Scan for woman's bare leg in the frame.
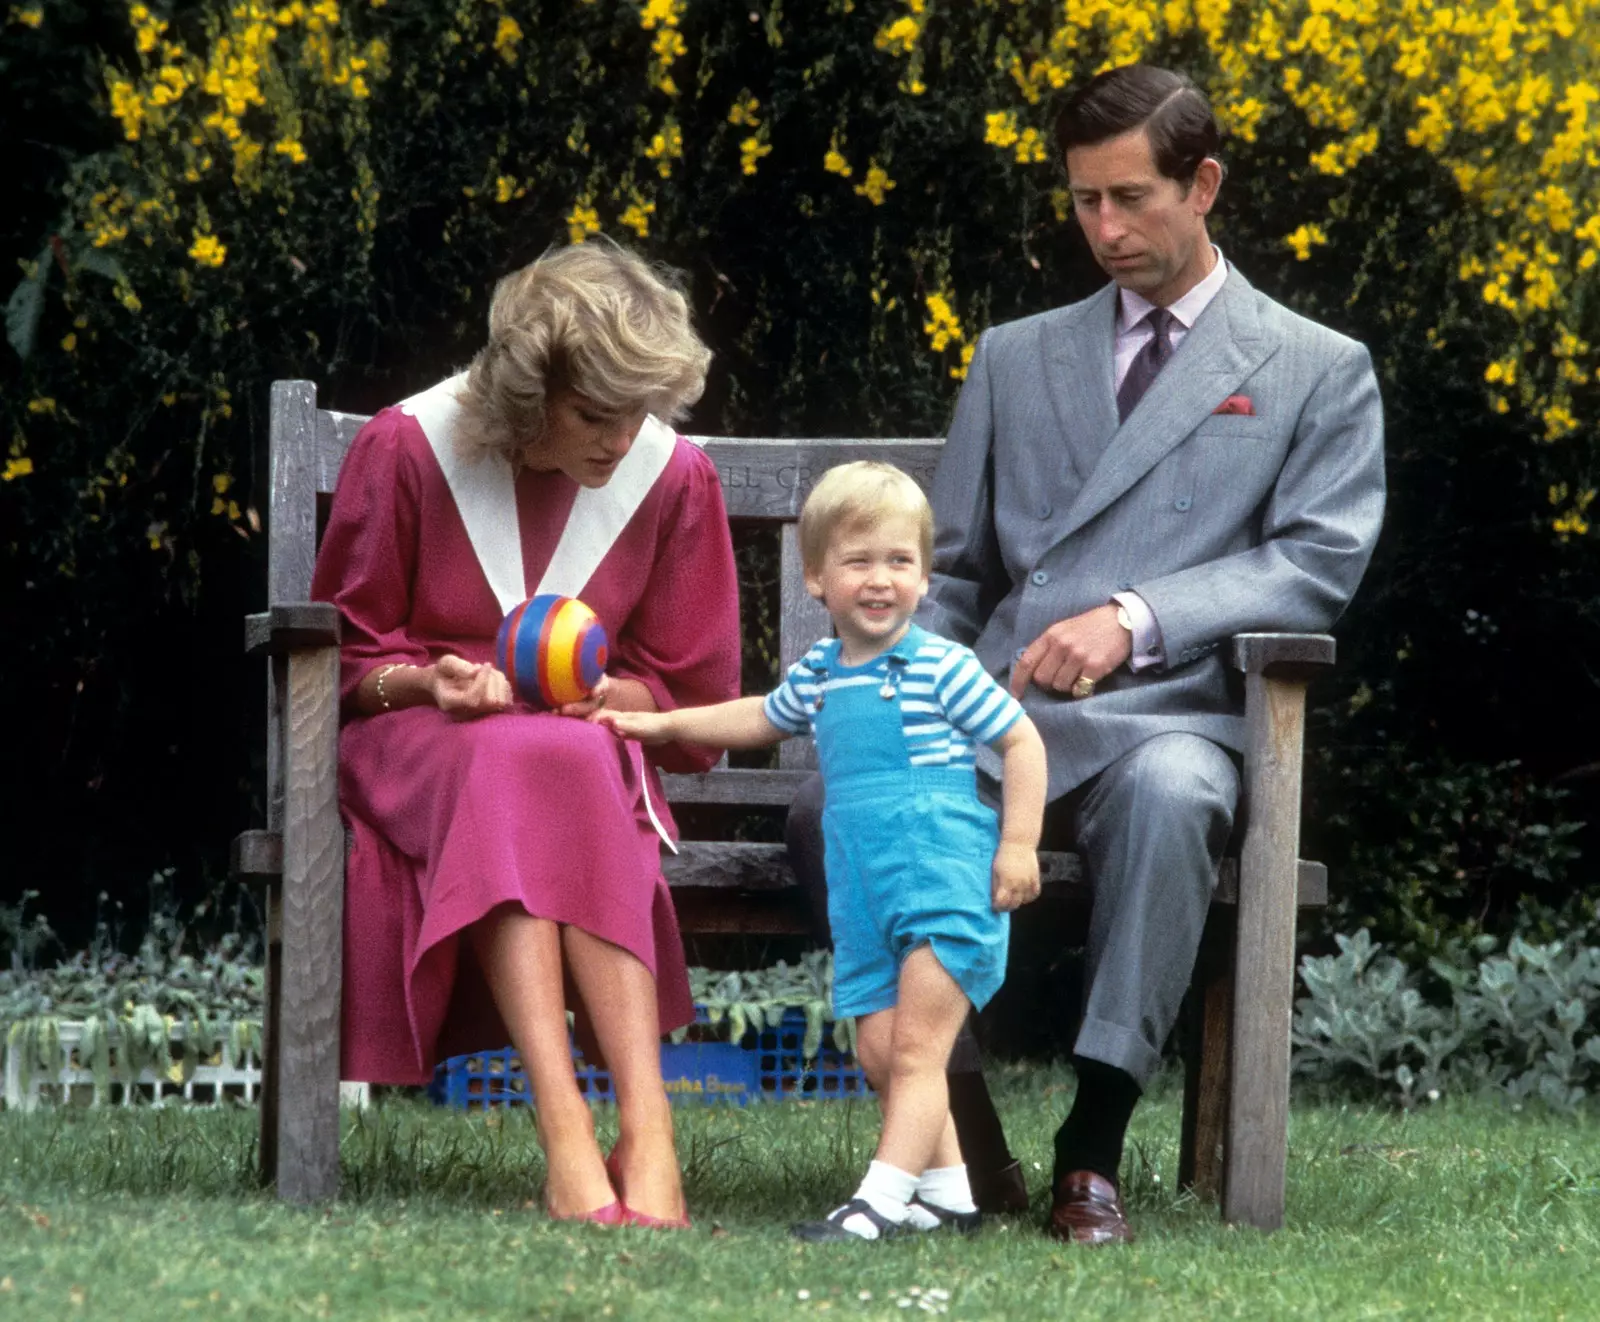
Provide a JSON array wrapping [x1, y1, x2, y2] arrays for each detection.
[[470, 906, 615, 1217], [562, 925, 685, 1222]]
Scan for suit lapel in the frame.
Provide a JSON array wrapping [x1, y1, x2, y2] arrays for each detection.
[[1051, 270, 1279, 544], [1041, 285, 1120, 480]]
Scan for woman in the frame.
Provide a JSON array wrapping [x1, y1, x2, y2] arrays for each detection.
[[311, 240, 740, 1227]]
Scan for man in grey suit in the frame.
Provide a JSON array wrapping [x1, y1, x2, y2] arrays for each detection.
[[788, 64, 1385, 1242]]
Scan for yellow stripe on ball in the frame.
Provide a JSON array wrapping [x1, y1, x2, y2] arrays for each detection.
[[544, 600, 591, 705]]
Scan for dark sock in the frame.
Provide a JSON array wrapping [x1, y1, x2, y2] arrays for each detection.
[[947, 1069, 1014, 1176], [1053, 1056, 1141, 1189]]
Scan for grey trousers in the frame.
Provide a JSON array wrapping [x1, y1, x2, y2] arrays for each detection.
[[784, 732, 1239, 1087]]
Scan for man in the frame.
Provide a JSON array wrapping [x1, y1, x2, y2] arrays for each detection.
[[787, 63, 1385, 1243]]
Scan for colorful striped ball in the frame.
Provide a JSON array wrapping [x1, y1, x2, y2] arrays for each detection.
[[496, 594, 609, 709]]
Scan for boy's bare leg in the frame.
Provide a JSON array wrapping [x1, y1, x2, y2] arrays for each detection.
[[875, 946, 971, 1176], [794, 948, 973, 1242]]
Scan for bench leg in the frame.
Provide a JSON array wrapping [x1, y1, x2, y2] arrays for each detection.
[[275, 645, 345, 1204], [1222, 672, 1308, 1231], [1179, 919, 1232, 1204], [258, 883, 282, 1187]]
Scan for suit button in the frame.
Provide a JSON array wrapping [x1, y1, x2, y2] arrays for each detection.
[[1039, 502, 1052, 519], [1174, 497, 1192, 511], [1030, 570, 1050, 586]]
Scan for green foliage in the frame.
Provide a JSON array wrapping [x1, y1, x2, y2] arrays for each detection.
[[1293, 929, 1600, 1111], [1, 0, 1595, 960], [0, 876, 262, 1099], [1312, 748, 1589, 961], [684, 949, 846, 1058]]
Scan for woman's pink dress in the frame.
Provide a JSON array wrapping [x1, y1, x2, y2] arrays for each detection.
[[311, 407, 740, 1083]]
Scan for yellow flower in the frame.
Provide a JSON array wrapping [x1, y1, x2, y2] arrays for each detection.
[[1284, 223, 1329, 261], [824, 147, 852, 177], [619, 197, 655, 237], [566, 198, 601, 244], [875, 15, 920, 55], [739, 135, 772, 175], [212, 473, 233, 495], [27, 397, 56, 415], [2, 457, 34, 481], [728, 91, 761, 127], [188, 231, 227, 267], [493, 15, 522, 64], [61, 332, 77, 353], [984, 110, 1019, 149], [640, 0, 680, 29], [274, 138, 308, 165], [643, 122, 683, 178], [923, 292, 964, 353], [854, 161, 895, 205], [494, 174, 516, 204]]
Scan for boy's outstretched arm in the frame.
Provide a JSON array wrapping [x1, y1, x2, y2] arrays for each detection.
[[598, 695, 789, 751], [990, 715, 1047, 912]]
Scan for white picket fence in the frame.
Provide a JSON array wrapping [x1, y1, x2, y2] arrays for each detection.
[[2, 1022, 369, 1111]]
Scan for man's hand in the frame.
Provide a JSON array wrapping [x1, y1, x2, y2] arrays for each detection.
[[430, 654, 513, 720], [1009, 603, 1132, 699], [991, 841, 1042, 912]]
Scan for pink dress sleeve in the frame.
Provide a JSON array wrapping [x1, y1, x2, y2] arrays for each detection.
[[608, 443, 741, 773], [310, 411, 433, 713]]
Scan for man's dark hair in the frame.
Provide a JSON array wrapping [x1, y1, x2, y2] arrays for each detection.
[[1054, 65, 1222, 184]]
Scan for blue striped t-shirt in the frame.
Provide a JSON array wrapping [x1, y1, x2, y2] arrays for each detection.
[[763, 625, 1024, 768]]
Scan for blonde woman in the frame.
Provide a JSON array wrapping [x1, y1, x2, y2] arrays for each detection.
[[312, 240, 739, 1228]]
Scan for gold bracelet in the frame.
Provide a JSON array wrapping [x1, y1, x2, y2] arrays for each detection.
[[375, 663, 406, 712]]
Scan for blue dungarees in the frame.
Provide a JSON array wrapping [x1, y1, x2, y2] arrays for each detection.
[[808, 635, 1010, 1019]]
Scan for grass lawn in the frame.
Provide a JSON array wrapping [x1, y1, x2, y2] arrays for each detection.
[[2, 1062, 1596, 1321]]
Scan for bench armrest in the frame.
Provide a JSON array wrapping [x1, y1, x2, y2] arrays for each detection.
[[246, 603, 341, 657], [1229, 632, 1334, 679]]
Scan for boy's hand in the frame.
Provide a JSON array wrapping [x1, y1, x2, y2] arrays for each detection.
[[595, 706, 675, 744], [991, 842, 1041, 912]]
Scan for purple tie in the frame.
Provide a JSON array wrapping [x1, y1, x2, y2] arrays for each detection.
[[1116, 308, 1176, 423]]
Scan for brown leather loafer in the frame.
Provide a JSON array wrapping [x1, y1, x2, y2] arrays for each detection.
[[1047, 1170, 1135, 1245]]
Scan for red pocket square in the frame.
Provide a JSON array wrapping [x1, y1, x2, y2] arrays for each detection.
[[1213, 394, 1255, 416]]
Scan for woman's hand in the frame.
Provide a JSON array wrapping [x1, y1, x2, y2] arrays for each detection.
[[431, 654, 513, 720], [594, 707, 677, 745], [557, 675, 659, 721], [991, 842, 1042, 912]]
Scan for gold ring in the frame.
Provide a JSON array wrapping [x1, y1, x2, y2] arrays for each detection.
[[1070, 675, 1095, 699]]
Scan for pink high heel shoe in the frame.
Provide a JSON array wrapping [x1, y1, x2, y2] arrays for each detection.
[[605, 1148, 692, 1230], [546, 1198, 628, 1227]]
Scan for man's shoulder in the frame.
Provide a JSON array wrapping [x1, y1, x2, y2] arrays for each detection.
[[979, 286, 1115, 356], [1232, 270, 1368, 362]]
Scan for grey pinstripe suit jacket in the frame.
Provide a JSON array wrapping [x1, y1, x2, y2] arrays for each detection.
[[918, 267, 1387, 801]]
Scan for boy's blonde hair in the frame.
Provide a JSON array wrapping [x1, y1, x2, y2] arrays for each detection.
[[459, 237, 711, 462], [798, 461, 934, 574]]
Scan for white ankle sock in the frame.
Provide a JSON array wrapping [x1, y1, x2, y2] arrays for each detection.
[[904, 1164, 977, 1230], [828, 1161, 917, 1239]]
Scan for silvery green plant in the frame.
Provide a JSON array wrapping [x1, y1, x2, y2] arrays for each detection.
[[1, 878, 263, 1102], [1293, 928, 1600, 1110], [682, 949, 850, 1059]]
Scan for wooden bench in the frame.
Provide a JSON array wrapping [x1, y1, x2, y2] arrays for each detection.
[[237, 379, 1333, 1231]]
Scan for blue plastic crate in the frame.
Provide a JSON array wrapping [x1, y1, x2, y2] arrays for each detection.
[[430, 1007, 871, 1109]]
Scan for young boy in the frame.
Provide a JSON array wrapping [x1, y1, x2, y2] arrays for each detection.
[[600, 460, 1047, 1241]]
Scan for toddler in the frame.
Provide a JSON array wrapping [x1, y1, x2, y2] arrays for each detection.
[[601, 460, 1046, 1241]]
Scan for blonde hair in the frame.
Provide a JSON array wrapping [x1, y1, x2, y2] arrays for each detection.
[[798, 461, 934, 574], [460, 238, 711, 461]]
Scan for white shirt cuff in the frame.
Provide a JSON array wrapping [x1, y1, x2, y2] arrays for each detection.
[[1112, 591, 1165, 672]]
